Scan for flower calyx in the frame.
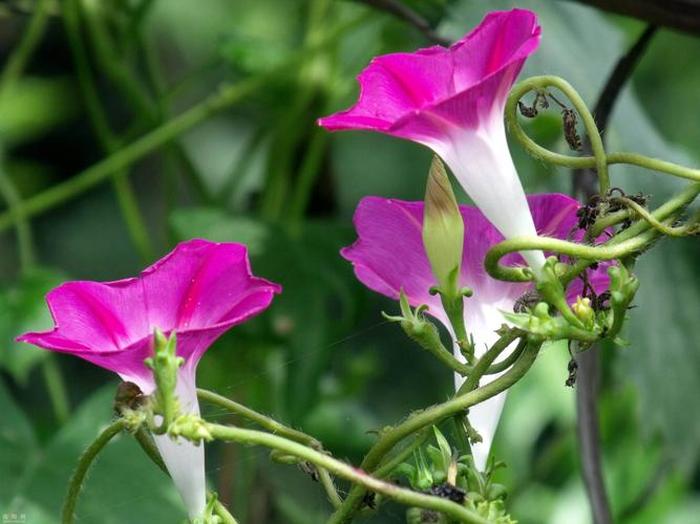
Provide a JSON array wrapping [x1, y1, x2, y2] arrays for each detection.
[[145, 329, 184, 433], [606, 264, 640, 342], [168, 413, 213, 445], [503, 301, 600, 344]]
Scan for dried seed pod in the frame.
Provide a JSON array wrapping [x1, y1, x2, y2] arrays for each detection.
[[562, 109, 582, 151]]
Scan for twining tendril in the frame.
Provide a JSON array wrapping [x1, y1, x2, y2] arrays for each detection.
[[480, 76, 700, 287], [505, 75, 700, 185]]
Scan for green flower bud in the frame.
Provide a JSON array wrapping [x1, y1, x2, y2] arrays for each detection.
[[423, 156, 464, 297]]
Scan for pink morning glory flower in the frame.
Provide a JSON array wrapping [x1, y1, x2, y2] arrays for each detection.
[[342, 194, 608, 470], [319, 9, 545, 270], [17, 239, 281, 518]]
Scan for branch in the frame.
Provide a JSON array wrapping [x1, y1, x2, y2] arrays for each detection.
[[560, 0, 700, 36], [353, 0, 451, 46]]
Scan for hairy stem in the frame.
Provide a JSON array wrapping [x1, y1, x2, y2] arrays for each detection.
[[62, 419, 126, 524], [201, 423, 488, 524], [327, 343, 540, 523]]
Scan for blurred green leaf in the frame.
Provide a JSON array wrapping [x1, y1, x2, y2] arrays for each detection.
[[303, 398, 377, 455], [0, 268, 66, 384], [0, 77, 78, 146], [0, 380, 37, 506], [170, 207, 269, 256]]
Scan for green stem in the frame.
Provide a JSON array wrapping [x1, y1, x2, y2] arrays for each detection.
[[0, 0, 52, 271], [327, 343, 540, 523], [484, 228, 660, 284], [62, 0, 154, 262], [484, 338, 528, 375], [85, 2, 210, 203], [0, 164, 35, 270], [459, 335, 526, 396], [0, 0, 51, 97], [373, 429, 431, 479], [506, 76, 700, 184], [0, 74, 263, 233], [288, 126, 329, 223], [318, 467, 343, 509], [0, 12, 368, 233], [612, 196, 698, 236], [62, 419, 126, 524], [507, 75, 609, 192], [201, 423, 488, 524], [197, 388, 321, 448], [213, 500, 239, 524], [41, 356, 70, 424]]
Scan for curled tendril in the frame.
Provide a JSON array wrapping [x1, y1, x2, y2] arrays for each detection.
[[506, 75, 700, 185], [481, 76, 700, 286]]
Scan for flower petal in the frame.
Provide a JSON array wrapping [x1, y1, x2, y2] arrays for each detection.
[[319, 9, 541, 143], [17, 239, 281, 385]]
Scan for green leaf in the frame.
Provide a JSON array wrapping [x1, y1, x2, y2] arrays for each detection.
[[170, 207, 269, 256], [0, 268, 66, 384], [0, 77, 78, 146], [0, 380, 37, 506]]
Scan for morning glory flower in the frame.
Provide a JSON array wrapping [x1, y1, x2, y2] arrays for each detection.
[[319, 9, 545, 270], [341, 194, 608, 470], [18, 239, 281, 518]]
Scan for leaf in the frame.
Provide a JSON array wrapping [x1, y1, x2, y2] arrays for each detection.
[[0, 77, 78, 146], [0, 380, 37, 506], [171, 209, 359, 423], [0, 268, 66, 384], [170, 208, 269, 256]]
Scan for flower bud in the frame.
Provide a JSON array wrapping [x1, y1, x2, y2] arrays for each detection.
[[572, 296, 595, 327], [423, 156, 464, 296]]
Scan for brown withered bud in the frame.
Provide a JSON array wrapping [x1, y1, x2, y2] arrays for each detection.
[[562, 109, 582, 151], [113, 381, 145, 414]]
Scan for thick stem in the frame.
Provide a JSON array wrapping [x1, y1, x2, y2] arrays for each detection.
[[575, 348, 612, 524], [62, 419, 126, 524], [197, 388, 320, 448]]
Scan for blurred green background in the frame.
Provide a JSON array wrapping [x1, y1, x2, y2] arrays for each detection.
[[1, 1, 699, 522]]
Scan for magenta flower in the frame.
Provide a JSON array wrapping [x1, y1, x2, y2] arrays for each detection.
[[17, 239, 281, 518], [342, 194, 608, 470], [319, 9, 545, 270]]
